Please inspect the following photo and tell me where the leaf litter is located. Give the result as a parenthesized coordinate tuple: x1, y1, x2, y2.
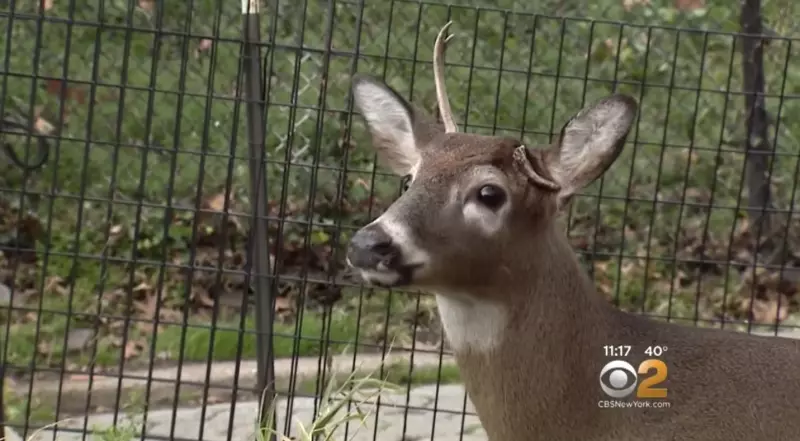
(2, 173, 799, 371)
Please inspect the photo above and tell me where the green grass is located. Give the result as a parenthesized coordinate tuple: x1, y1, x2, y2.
(2, 0, 800, 389)
(3, 281, 432, 370)
(154, 309, 361, 361)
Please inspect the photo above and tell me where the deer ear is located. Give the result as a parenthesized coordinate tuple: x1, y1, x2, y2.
(351, 74, 438, 177)
(544, 94, 638, 207)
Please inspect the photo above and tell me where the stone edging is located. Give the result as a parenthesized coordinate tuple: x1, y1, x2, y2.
(9, 352, 457, 416)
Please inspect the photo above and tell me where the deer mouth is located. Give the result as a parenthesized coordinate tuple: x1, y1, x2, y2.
(348, 258, 423, 288)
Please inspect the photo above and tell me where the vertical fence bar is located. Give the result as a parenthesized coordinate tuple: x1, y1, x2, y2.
(739, 0, 773, 246)
(241, 0, 277, 438)
(0, 339, 5, 441)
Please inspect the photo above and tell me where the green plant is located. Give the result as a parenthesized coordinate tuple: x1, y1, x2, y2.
(256, 347, 403, 441)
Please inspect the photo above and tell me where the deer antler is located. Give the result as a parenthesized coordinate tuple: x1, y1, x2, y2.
(433, 21, 457, 133)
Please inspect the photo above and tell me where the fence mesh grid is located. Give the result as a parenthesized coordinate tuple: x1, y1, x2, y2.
(1, 0, 799, 440)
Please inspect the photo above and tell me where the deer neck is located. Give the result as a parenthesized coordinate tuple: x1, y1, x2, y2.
(431, 226, 621, 439)
(433, 226, 614, 353)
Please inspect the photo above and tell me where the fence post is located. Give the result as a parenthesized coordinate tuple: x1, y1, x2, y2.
(739, 0, 774, 251)
(0, 340, 5, 441)
(241, 0, 277, 438)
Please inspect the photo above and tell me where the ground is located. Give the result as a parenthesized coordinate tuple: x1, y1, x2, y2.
(2, 0, 800, 429)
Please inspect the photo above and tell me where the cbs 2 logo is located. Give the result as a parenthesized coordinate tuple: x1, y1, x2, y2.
(599, 359, 668, 399)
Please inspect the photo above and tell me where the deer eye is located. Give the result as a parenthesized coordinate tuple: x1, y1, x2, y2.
(476, 184, 506, 210)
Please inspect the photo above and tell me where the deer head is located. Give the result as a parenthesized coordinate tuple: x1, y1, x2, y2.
(346, 22, 638, 294)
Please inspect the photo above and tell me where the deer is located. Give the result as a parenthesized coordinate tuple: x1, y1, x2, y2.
(345, 21, 800, 441)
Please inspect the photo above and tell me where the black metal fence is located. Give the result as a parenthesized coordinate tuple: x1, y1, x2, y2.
(2, 0, 799, 440)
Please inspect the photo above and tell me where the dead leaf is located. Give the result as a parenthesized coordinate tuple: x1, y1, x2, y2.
(674, 0, 704, 10)
(274, 295, 294, 316)
(37, 341, 51, 355)
(622, 0, 650, 11)
(96, 89, 121, 104)
(191, 286, 215, 308)
(679, 147, 700, 164)
(107, 224, 126, 247)
(133, 292, 159, 319)
(205, 394, 227, 405)
(745, 296, 789, 324)
(110, 224, 123, 236)
(31, 108, 56, 135)
(68, 374, 91, 381)
(228, 213, 246, 233)
(137, 0, 154, 12)
(106, 335, 123, 347)
(44, 276, 68, 296)
(205, 192, 228, 212)
(355, 178, 370, 191)
(15, 208, 45, 241)
(40, 0, 54, 11)
(307, 283, 341, 308)
(195, 39, 213, 58)
(132, 281, 153, 295)
(43, 79, 87, 104)
(685, 187, 710, 204)
(124, 340, 143, 359)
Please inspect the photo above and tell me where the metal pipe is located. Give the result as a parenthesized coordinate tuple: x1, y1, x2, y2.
(242, 0, 277, 438)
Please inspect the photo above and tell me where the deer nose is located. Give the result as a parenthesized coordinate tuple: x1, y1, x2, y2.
(347, 225, 399, 270)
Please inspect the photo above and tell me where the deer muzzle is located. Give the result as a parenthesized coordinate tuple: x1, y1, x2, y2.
(346, 224, 420, 287)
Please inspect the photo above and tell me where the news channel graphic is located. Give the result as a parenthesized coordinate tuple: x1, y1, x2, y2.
(598, 345, 672, 409)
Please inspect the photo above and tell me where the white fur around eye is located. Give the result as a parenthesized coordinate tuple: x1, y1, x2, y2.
(450, 170, 511, 236)
(462, 201, 507, 236)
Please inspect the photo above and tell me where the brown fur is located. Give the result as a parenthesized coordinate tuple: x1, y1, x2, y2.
(347, 42, 800, 439)
(451, 227, 800, 440)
